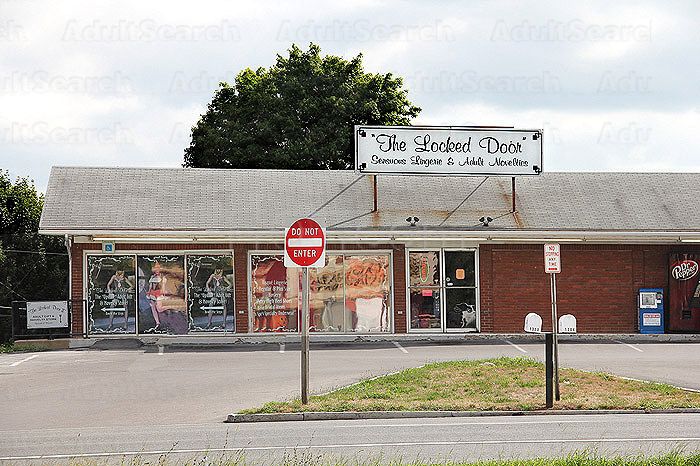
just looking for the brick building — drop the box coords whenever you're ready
[39,167,700,336]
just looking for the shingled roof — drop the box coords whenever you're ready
[39,166,700,238]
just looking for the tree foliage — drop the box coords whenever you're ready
[184,43,421,169]
[0,171,67,310]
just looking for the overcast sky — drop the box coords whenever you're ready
[2,0,699,191]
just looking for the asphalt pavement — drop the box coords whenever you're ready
[0,413,698,463]
[1,341,699,462]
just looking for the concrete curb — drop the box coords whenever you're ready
[226,408,700,423]
[73,333,700,349]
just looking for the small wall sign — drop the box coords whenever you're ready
[26,301,69,329]
[102,242,115,253]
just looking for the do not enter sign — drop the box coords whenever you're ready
[284,218,326,268]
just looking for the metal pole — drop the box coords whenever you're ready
[545,332,553,409]
[372,175,378,212]
[301,267,310,404]
[551,273,560,401]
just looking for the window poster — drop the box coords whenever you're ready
[87,255,136,334]
[187,254,234,332]
[137,255,187,334]
[409,251,440,287]
[250,254,300,332]
[344,255,390,332]
[309,254,344,332]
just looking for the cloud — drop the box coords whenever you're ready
[0,0,699,191]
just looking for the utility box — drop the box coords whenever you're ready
[638,288,664,334]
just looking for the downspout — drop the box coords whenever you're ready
[64,234,74,336]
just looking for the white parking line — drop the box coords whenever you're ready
[4,436,699,460]
[393,341,408,353]
[279,343,285,354]
[158,346,164,355]
[614,341,643,353]
[9,354,38,367]
[504,340,528,353]
[336,419,596,428]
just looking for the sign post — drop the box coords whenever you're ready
[544,243,561,401]
[284,218,326,405]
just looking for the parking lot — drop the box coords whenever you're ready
[1,340,698,431]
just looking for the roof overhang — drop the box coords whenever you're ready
[39,228,700,244]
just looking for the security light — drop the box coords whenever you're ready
[405,216,420,227]
[479,216,493,227]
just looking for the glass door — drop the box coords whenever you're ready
[443,250,477,332]
[408,251,441,330]
[407,249,478,332]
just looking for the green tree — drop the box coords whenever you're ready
[184,43,421,169]
[0,171,67,311]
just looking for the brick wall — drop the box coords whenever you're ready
[479,244,676,333]
[70,242,406,335]
[73,241,689,335]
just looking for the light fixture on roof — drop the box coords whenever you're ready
[479,216,493,227]
[405,216,420,227]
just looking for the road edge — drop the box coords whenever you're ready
[226,408,700,423]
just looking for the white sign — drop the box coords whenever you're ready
[524,312,543,333]
[642,312,662,327]
[558,314,577,334]
[544,243,561,274]
[26,301,68,329]
[355,125,543,176]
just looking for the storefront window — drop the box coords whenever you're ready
[409,251,440,287]
[87,255,137,334]
[444,250,475,287]
[250,254,300,332]
[137,255,187,334]
[408,250,478,332]
[187,254,234,332]
[310,254,345,332]
[252,252,392,333]
[409,288,441,329]
[344,255,391,332]
[445,287,477,330]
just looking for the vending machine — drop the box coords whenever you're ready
[638,288,664,334]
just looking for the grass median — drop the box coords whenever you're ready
[67,452,700,465]
[0,342,50,353]
[242,357,700,414]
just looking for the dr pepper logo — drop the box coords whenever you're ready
[671,260,699,280]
